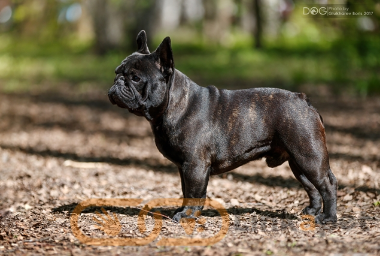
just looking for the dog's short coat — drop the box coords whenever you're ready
[108,31,338,224]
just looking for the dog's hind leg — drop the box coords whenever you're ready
[288,160,322,216]
[290,153,337,224]
[280,101,337,223]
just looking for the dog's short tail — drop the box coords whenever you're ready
[296,92,324,124]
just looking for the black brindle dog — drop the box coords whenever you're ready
[108,31,338,224]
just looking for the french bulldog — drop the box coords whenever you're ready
[108,30,337,224]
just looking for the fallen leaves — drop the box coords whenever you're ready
[0,92,380,255]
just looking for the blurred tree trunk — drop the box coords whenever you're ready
[232,0,243,28]
[203,0,218,22]
[252,0,262,49]
[88,0,110,55]
[86,0,136,54]
[202,0,218,42]
[202,0,233,45]
[179,0,188,26]
[129,0,160,51]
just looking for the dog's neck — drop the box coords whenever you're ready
[167,69,199,118]
[149,69,200,126]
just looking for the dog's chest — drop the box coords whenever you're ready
[151,122,186,166]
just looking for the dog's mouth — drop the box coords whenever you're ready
[108,84,136,108]
[108,77,151,119]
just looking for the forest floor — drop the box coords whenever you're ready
[0,89,380,255]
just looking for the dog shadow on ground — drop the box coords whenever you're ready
[52,204,298,221]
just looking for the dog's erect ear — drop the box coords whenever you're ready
[154,37,174,79]
[136,30,150,54]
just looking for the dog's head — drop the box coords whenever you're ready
[108,30,174,120]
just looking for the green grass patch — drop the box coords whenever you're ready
[0,34,379,95]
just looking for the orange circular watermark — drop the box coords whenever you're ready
[299,215,316,231]
[70,198,230,246]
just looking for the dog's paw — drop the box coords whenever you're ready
[172,210,190,223]
[172,207,201,223]
[315,213,337,224]
[301,206,321,216]
[172,212,184,223]
[172,212,195,223]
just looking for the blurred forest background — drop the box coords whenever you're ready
[0,0,379,96]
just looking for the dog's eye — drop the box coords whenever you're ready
[132,75,140,82]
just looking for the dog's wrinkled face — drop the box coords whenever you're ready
[108,31,174,120]
[109,53,165,115]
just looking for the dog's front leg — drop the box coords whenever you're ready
[172,163,211,222]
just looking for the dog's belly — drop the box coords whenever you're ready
[210,119,274,175]
[210,143,272,175]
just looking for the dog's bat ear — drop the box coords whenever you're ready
[136,30,150,54]
[154,37,174,79]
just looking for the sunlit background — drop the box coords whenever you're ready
[0,0,379,96]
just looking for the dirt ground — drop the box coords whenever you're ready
[0,89,380,256]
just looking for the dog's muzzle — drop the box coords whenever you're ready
[108,76,134,105]
[108,76,153,120]
[108,86,117,105]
